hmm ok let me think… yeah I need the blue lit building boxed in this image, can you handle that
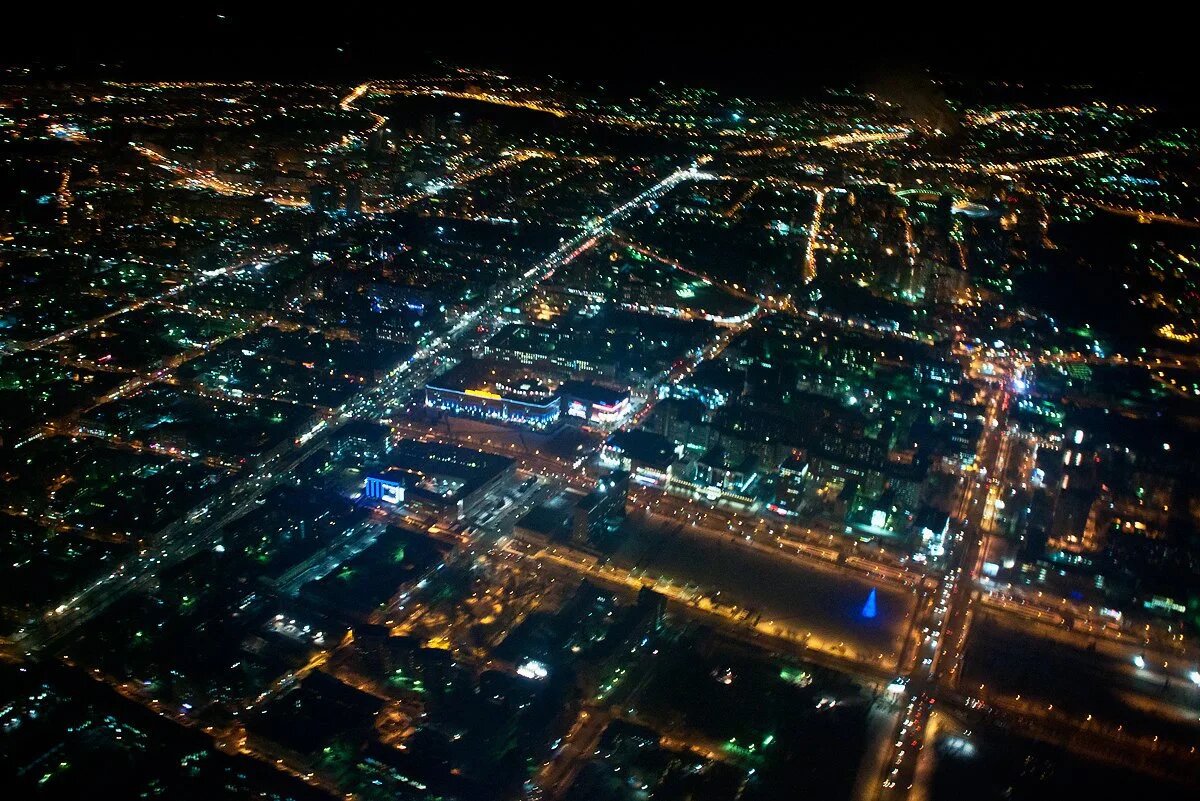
[363,474,405,505]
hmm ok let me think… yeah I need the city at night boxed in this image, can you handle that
[4,12,1200,800]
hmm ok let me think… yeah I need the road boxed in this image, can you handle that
[505,526,900,678]
[875,377,1013,799]
[4,245,295,353]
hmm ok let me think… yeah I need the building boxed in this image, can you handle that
[363,439,516,520]
[330,419,391,465]
[600,430,678,487]
[308,182,341,214]
[572,470,630,547]
[424,359,561,431]
[363,473,406,505]
[559,380,631,426]
[770,452,809,516]
[482,323,614,377]
[675,446,759,505]
[344,179,363,215]
[644,397,711,451]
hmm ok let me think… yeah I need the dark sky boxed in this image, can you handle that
[3,8,1193,102]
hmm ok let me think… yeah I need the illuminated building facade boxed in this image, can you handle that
[363,474,405,505]
[424,361,562,430]
[559,380,631,426]
[601,430,679,487]
[425,383,561,430]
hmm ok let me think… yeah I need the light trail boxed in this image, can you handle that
[338,82,370,111]
[386,86,569,118]
[804,187,827,283]
[818,129,912,148]
[131,143,259,197]
[336,81,388,147]
[13,248,295,353]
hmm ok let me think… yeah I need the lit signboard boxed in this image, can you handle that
[364,476,405,505]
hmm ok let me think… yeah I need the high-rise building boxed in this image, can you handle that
[344,179,363,215]
[308,182,341,214]
[572,470,630,547]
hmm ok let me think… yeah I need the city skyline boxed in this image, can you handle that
[3,23,1200,801]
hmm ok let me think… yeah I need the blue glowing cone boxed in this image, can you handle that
[861,588,877,619]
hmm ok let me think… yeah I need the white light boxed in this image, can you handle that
[517,660,549,680]
[1133,654,1146,670]
[381,482,404,505]
[1189,670,1200,686]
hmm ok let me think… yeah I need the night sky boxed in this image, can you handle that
[4,9,1195,102]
